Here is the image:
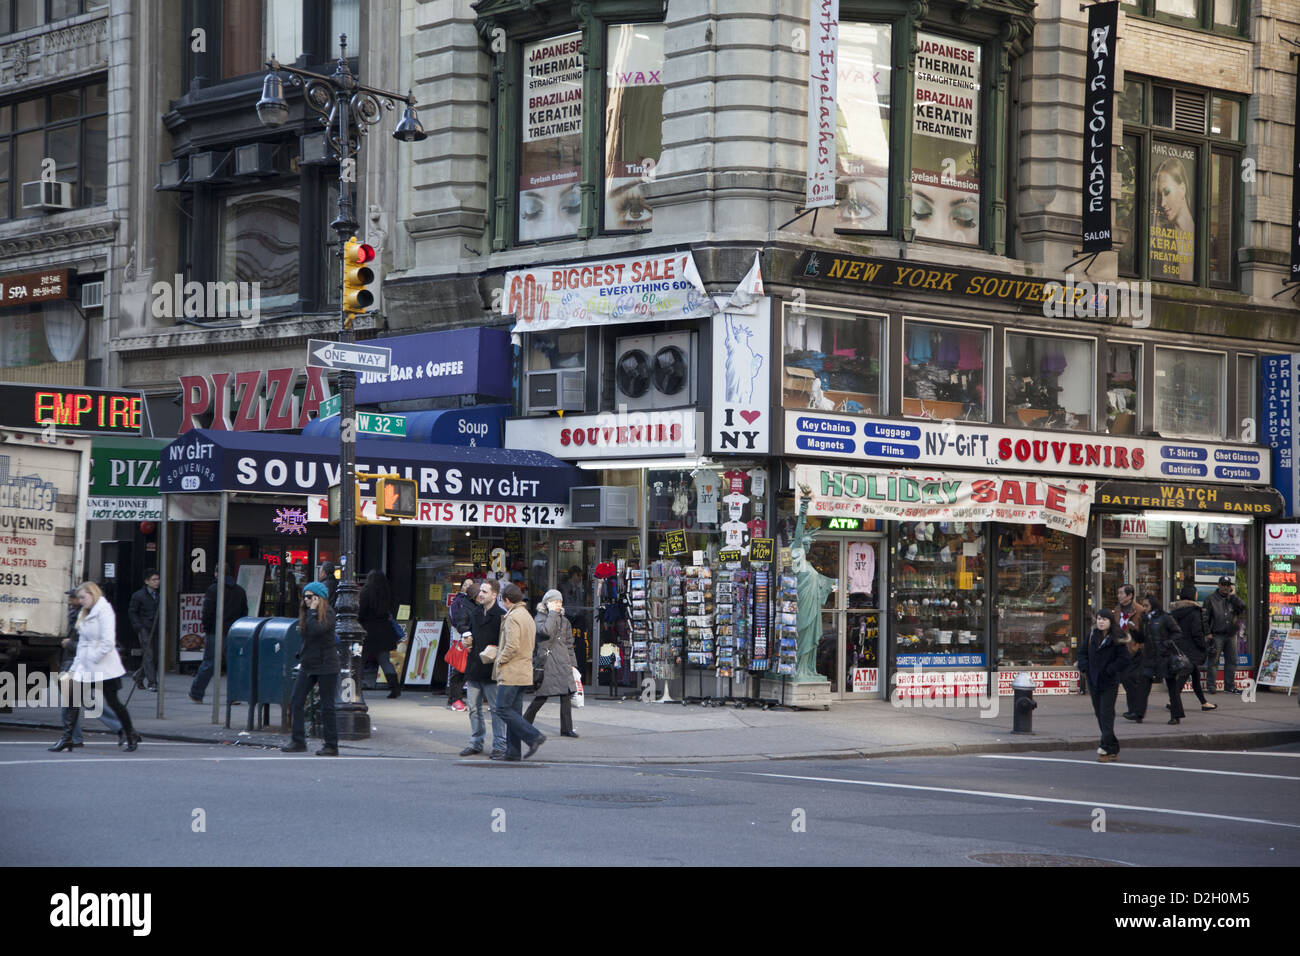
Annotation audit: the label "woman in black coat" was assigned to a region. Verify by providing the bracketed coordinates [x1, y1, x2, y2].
[1141, 594, 1187, 725]
[282, 582, 341, 756]
[358, 569, 401, 698]
[1169, 582, 1214, 712]
[1078, 609, 1133, 761]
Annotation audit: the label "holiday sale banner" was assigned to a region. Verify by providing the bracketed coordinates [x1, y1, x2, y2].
[794, 464, 1095, 536]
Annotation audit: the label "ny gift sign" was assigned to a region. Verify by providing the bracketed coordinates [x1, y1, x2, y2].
[794, 464, 1095, 536]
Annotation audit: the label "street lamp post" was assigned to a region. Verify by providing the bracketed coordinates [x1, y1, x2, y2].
[258, 35, 425, 739]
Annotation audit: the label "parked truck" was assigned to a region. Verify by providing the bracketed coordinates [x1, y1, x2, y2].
[0, 427, 91, 676]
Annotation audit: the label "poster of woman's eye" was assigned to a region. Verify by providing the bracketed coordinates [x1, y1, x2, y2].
[519, 33, 584, 243]
[1148, 141, 1197, 282]
[605, 24, 664, 232]
[910, 33, 981, 245]
[835, 23, 891, 232]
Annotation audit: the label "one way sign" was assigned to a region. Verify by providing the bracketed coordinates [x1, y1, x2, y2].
[307, 339, 392, 374]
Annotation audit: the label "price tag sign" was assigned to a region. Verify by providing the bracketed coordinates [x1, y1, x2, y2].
[470, 540, 489, 565]
[749, 538, 774, 562]
[664, 529, 688, 556]
[718, 548, 743, 563]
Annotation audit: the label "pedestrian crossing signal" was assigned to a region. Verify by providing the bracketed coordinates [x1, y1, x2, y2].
[375, 476, 417, 519]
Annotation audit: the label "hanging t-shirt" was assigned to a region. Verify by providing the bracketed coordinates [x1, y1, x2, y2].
[722, 521, 747, 548]
[723, 492, 748, 521]
[694, 469, 720, 524]
[746, 468, 767, 497]
[847, 542, 875, 596]
[746, 518, 768, 540]
[721, 469, 747, 494]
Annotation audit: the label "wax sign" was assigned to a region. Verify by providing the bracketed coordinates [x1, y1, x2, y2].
[504, 251, 713, 331]
[785, 409, 1270, 485]
[711, 298, 771, 454]
[795, 463, 1095, 536]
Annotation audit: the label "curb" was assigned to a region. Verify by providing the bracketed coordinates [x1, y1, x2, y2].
[6, 718, 1298, 763]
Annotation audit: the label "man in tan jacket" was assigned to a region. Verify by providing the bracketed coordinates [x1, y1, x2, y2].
[492, 583, 546, 761]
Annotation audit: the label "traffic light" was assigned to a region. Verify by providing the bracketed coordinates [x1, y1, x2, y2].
[375, 476, 418, 520]
[343, 236, 376, 315]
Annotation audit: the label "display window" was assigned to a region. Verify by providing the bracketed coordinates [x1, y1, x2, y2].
[1154, 346, 1225, 439]
[1004, 332, 1094, 431]
[902, 319, 989, 422]
[412, 527, 545, 626]
[648, 463, 767, 559]
[782, 304, 884, 415]
[994, 523, 1078, 668]
[892, 519, 987, 666]
[526, 328, 586, 371]
[1105, 342, 1141, 434]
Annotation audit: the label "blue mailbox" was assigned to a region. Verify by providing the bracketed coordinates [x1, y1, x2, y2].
[224, 617, 267, 729]
[257, 617, 302, 730]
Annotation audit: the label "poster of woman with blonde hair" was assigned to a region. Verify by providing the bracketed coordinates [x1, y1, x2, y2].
[1149, 143, 1196, 282]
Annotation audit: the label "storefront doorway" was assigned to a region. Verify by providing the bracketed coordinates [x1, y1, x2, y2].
[1098, 532, 1167, 608]
[807, 536, 885, 699]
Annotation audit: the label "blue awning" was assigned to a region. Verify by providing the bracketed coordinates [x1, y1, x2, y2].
[300, 405, 508, 447]
[159, 428, 579, 504]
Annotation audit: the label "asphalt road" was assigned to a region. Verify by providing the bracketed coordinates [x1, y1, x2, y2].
[3, 728, 1297, 867]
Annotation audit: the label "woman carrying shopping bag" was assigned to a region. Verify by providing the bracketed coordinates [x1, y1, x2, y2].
[525, 589, 579, 738]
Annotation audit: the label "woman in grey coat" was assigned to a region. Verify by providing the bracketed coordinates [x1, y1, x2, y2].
[524, 589, 579, 738]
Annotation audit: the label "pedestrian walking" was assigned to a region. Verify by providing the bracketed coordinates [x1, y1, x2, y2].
[127, 569, 161, 691]
[282, 582, 340, 756]
[358, 569, 401, 698]
[1077, 609, 1130, 761]
[445, 578, 477, 711]
[525, 589, 579, 738]
[1170, 583, 1214, 711]
[318, 561, 339, 606]
[1138, 593, 1187, 724]
[491, 583, 545, 761]
[189, 572, 249, 703]
[1113, 583, 1148, 719]
[50, 588, 123, 750]
[1203, 576, 1246, 694]
[49, 582, 141, 753]
[461, 578, 507, 758]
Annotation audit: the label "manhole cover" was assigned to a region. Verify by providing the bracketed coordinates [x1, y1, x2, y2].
[968, 852, 1125, 867]
[1051, 819, 1191, 835]
[566, 793, 670, 805]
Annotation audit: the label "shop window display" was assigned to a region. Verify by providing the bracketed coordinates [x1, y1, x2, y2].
[1105, 342, 1141, 434]
[782, 306, 884, 415]
[902, 321, 988, 422]
[1005, 333, 1093, 431]
[1154, 347, 1225, 439]
[994, 523, 1078, 667]
[893, 520, 987, 664]
[412, 527, 544, 632]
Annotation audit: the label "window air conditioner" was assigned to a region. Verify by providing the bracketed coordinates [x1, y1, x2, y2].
[21, 180, 73, 210]
[569, 486, 638, 527]
[80, 281, 104, 310]
[527, 369, 585, 413]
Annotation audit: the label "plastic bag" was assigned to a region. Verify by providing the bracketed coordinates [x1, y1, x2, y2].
[571, 667, 585, 708]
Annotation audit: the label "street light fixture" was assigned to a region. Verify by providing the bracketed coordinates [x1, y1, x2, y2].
[257, 35, 424, 739]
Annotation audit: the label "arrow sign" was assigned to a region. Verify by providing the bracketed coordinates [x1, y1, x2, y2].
[307, 339, 392, 373]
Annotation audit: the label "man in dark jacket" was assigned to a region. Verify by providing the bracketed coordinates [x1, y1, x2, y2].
[1113, 584, 1147, 719]
[1170, 583, 1212, 709]
[1203, 576, 1246, 694]
[460, 577, 507, 758]
[128, 569, 161, 691]
[189, 573, 250, 703]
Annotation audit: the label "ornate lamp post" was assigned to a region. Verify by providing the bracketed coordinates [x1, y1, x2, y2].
[257, 35, 425, 738]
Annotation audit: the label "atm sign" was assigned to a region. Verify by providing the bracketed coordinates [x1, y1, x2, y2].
[0, 384, 144, 435]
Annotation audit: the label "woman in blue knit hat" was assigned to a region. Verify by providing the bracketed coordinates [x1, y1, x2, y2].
[282, 581, 341, 756]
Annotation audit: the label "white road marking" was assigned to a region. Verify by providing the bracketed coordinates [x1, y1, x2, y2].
[979, 754, 1300, 782]
[738, 771, 1300, 831]
[1160, 749, 1300, 759]
[0, 755, 449, 767]
[0, 741, 194, 746]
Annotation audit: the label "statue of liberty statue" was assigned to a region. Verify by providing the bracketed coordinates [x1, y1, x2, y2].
[791, 486, 835, 682]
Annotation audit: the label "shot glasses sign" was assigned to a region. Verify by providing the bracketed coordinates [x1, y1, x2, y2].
[664, 529, 688, 556]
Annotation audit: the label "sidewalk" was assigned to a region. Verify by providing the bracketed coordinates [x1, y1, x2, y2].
[4, 676, 1298, 763]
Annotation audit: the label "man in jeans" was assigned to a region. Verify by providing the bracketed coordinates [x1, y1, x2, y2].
[460, 578, 507, 758]
[1203, 576, 1246, 694]
[492, 583, 546, 762]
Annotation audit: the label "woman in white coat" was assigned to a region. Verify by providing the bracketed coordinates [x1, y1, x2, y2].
[50, 582, 140, 752]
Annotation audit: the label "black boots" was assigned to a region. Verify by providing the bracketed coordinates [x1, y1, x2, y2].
[48, 736, 75, 752]
[123, 732, 142, 752]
